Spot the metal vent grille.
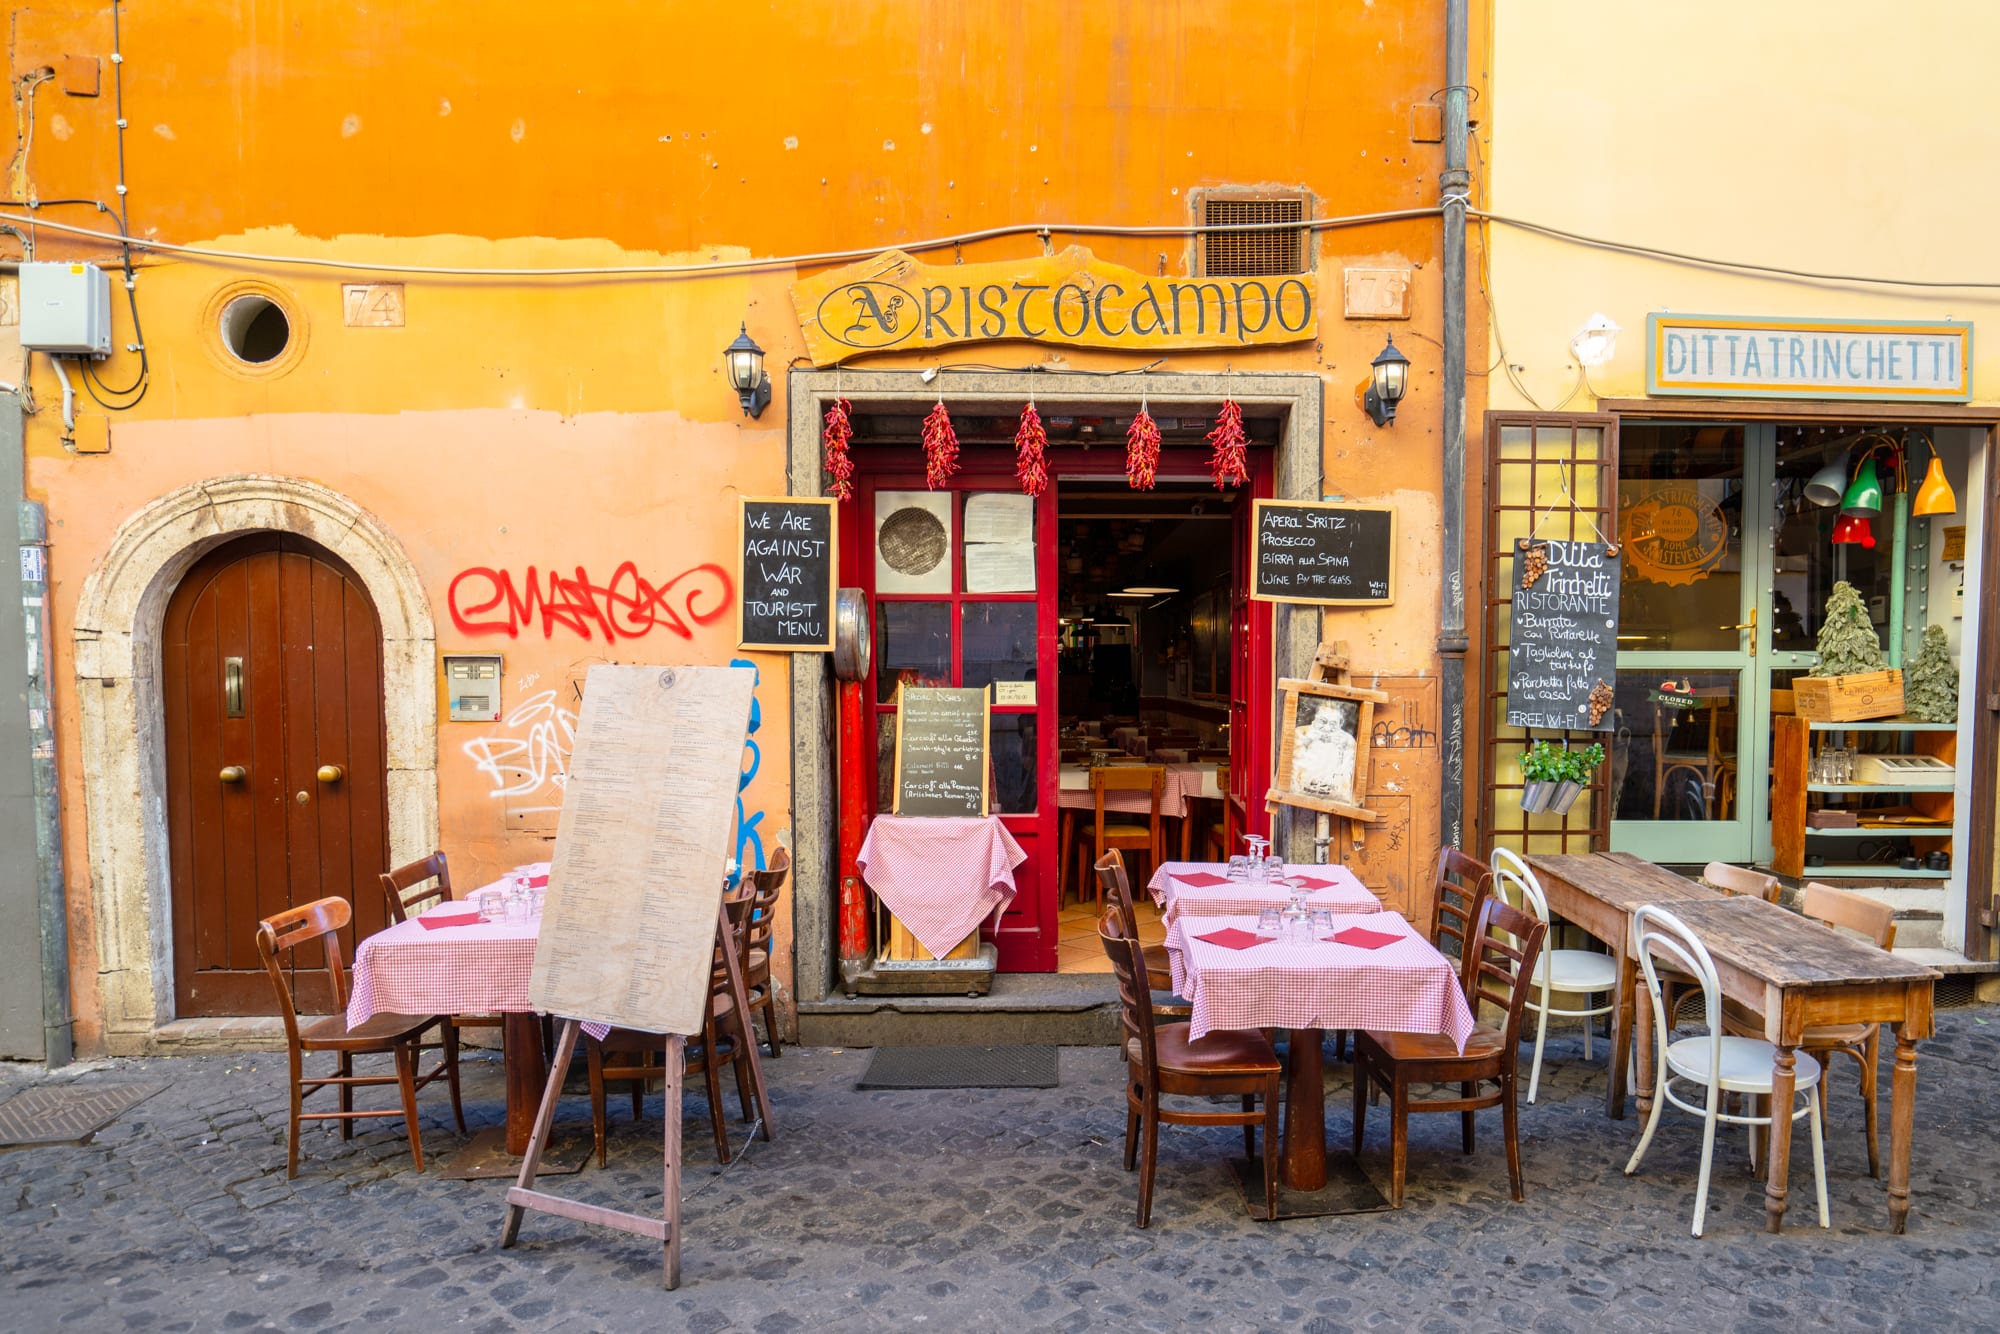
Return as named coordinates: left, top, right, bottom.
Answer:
left=1201, top=197, right=1308, bottom=277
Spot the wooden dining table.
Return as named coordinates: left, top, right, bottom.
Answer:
left=1529, top=850, right=1939, bottom=1234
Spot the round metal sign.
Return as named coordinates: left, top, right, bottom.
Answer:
left=833, top=587, right=871, bottom=682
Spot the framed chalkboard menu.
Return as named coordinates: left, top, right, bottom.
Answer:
left=892, top=685, right=990, bottom=818
left=1250, top=500, right=1396, bottom=605
left=1505, top=538, right=1621, bottom=732
left=738, top=497, right=837, bottom=652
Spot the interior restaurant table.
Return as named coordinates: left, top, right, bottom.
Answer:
left=1144, top=860, right=1381, bottom=924
left=347, top=871, right=573, bottom=1168
left=1529, top=850, right=1940, bottom=1234
left=1165, top=909, right=1476, bottom=1194
left=1057, top=762, right=1222, bottom=859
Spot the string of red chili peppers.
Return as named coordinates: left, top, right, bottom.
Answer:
left=1014, top=397, right=1049, bottom=497
left=1207, top=397, right=1248, bottom=489
left=821, top=395, right=855, bottom=501
left=1125, top=393, right=1160, bottom=491
left=921, top=394, right=959, bottom=489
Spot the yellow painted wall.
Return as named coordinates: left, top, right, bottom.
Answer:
left=3, top=1, right=1485, bottom=1047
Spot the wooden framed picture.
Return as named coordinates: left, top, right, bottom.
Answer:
left=1269, top=677, right=1389, bottom=822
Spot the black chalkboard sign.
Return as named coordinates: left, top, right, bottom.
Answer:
left=1250, top=500, right=1397, bottom=605
left=892, top=685, right=990, bottom=817
left=738, top=497, right=837, bottom=652
left=1505, top=538, right=1621, bottom=732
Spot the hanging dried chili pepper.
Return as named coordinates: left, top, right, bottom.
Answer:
left=1125, top=404, right=1161, bottom=491
left=921, top=399, right=959, bottom=489
left=1206, top=398, right=1248, bottom=489
left=1014, top=401, right=1049, bottom=498
left=822, top=396, right=855, bottom=501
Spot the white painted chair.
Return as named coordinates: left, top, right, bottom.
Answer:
left=1624, top=904, right=1829, bottom=1237
left=1490, top=847, right=1619, bottom=1104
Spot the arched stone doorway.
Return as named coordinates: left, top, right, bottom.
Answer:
left=73, top=475, right=437, bottom=1050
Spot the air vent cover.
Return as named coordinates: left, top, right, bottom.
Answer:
left=1200, top=196, right=1309, bottom=278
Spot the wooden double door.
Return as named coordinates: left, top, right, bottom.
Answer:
left=165, top=533, right=391, bottom=1015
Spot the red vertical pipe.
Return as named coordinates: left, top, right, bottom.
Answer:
left=836, top=678, right=871, bottom=975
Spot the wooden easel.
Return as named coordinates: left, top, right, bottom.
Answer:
left=1267, top=639, right=1385, bottom=862
left=501, top=899, right=775, bottom=1289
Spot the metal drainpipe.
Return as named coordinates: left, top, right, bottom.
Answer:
left=1438, top=0, right=1472, bottom=850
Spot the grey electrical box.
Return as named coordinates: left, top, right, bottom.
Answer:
left=18, top=262, right=113, bottom=357
left=444, top=654, right=504, bottom=722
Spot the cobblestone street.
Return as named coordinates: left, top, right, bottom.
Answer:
left=5, top=1009, right=1999, bottom=1332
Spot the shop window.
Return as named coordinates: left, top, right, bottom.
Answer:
left=1197, top=193, right=1310, bottom=277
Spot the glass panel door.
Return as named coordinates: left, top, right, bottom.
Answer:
left=1611, top=423, right=1763, bottom=861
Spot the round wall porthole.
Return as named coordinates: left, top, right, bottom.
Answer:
left=219, top=294, right=291, bottom=364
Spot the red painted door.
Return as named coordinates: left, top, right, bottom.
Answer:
left=164, top=533, right=391, bottom=1015
left=1229, top=453, right=1276, bottom=846
left=850, top=466, right=1060, bottom=971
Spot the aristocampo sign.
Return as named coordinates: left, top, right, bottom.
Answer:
left=791, top=245, right=1316, bottom=365
left=1647, top=313, right=1972, bottom=402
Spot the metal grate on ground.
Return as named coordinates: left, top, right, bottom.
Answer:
left=0, top=1082, right=165, bottom=1148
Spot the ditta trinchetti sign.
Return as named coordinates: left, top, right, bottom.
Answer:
left=1647, top=313, right=1971, bottom=402
left=791, top=245, right=1316, bottom=366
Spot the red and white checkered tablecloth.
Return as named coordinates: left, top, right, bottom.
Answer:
left=1144, top=861, right=1381, bottom=923
left=1057, top=763, right=1219, bottom=819
left=857, top=814, right=1026, bottom=960
left=347, top=875, right=609, bottom=1039
left=1167, top=910, right=1476, bottom=1051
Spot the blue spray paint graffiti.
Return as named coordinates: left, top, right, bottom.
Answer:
left=730, top=657, right=767, bottom=886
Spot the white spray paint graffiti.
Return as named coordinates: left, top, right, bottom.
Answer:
left=463, top=688, right=578, bottom=799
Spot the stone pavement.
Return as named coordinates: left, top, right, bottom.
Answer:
left=4, top=1009, right=1999, bottom=1332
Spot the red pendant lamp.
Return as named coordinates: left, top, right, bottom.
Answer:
left=1830, top=513, right=1875, bottom=548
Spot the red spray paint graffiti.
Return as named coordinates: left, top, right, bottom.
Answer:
left=447, top=562, right=734, bottom=642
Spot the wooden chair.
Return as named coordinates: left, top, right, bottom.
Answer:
left=1094, top=851, right=1190, bottom=1021
left=1700, top=861, right=1781, bottom=903
left=585, top=894, right=758, bottom=1168
left=256, top=896, right=458, bottom=1177
left=1652, top=698, right=1729, bottom=819
left=1099, top=917, right=1281, bottom=1225
left=1427, top=847, right=1494, bottom=983
left=742, top=850, right=790, bottom=1059
left=1798, top=882, right=1896, bottom=1176
left=379, top=851, right=454, bottom=923
left=1351, top=894, right=1547, bottom=1207
left=1073, top=765, right=1165, bottom=908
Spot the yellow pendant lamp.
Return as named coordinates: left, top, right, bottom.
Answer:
left=1912, top=454, right=1957, bottom=517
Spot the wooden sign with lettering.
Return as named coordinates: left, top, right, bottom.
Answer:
left=892, top=685, right=990, bottom=818
left=790, top=245, right=1316, bottom=366
left=738, top=497, right=836, bottom=652
left=528, top=664, right=755, bottom=1033
left=1250, top=500, right=1396, bottom=605
left=1505, top=539, right=1621, bottom=733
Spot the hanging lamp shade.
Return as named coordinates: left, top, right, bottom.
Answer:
left=1804, top=450, right=1851, bottom=507
left=1912, top=455, right=1958, bottom=516
left=1831, top=514, right=1876, bottom=548
left=1840, top=457, right=1884, bottom=517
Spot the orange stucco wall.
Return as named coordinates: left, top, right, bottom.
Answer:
left=3, top=1, right=1485, bottom=1049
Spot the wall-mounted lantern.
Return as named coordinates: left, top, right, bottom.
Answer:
left=724, top=323, right=771, bottom=419
left=1361, top=333, right=1411, bottom=427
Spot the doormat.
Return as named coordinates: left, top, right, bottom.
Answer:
left=1230, top=1153, right=1393, bottom=1220
left=0, top=1082, right=166, bottom=1149
left=856, top=1044, right=1059, bottom=1090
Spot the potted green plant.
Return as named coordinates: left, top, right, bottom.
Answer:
left=1518, top=739, right=1565, bottom=812
left=1548, top=741, right=1605, bottom=815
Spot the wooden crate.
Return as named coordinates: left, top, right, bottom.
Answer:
left=1792, top=670, right=1903, bottom=722
left=884, top=912, right=978, bottom=961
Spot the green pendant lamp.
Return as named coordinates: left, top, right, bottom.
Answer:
left=1840, top=456, right=1883, bottom=517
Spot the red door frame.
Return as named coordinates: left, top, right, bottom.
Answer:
left=837, top=443, right=1275, bottom=972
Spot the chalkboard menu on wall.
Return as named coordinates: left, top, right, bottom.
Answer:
left=892, top=685, right=990, bottom=817
left=738, top=497, right=837, bottom=652
left=1505, top=539, right=1621, bottom=732
left=1250, top=500, right=1397, bottom=605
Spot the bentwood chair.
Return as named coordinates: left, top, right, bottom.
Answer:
left=1351, top=895, right=1546, bottom=1208
left=1073, top=765, right=1166, bottom=909
left=1490, top=848, right=1618, bottom=1104
left=586, top=893, right=761, bottom=1168
left=256, top=897, right=456, bottom=1177
left=1700, top=860, right=1782, bottom=903
left=1094, top=851, right=1190, bottom=1021
left=742, top=850, right=790, bottom=1059
left=1625, top=905, right=1828, bottom=1236
left=1099, top=917, right=1281, bottom=1225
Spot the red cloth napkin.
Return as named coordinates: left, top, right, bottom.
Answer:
left=1194, top=926, right=1273, bottom=950
left=1328, top=925, right=1401, bottom=950
left=1291, top=875, right=1337, bottom=890
left=1172, top=871, right=1231, bottom=888
left=419, top=912, right=484, bottom=930
left=526, top=874, right=549, bottom=888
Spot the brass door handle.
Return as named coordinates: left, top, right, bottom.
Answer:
left=219, top=765, right=246, bottom=783
left=316, top=764, right=345, bottom=783
left=1726, top=608, right=1757, bottom=657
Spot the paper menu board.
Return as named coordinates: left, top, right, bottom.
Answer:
left=528, top=665, right=755, bottom=1035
